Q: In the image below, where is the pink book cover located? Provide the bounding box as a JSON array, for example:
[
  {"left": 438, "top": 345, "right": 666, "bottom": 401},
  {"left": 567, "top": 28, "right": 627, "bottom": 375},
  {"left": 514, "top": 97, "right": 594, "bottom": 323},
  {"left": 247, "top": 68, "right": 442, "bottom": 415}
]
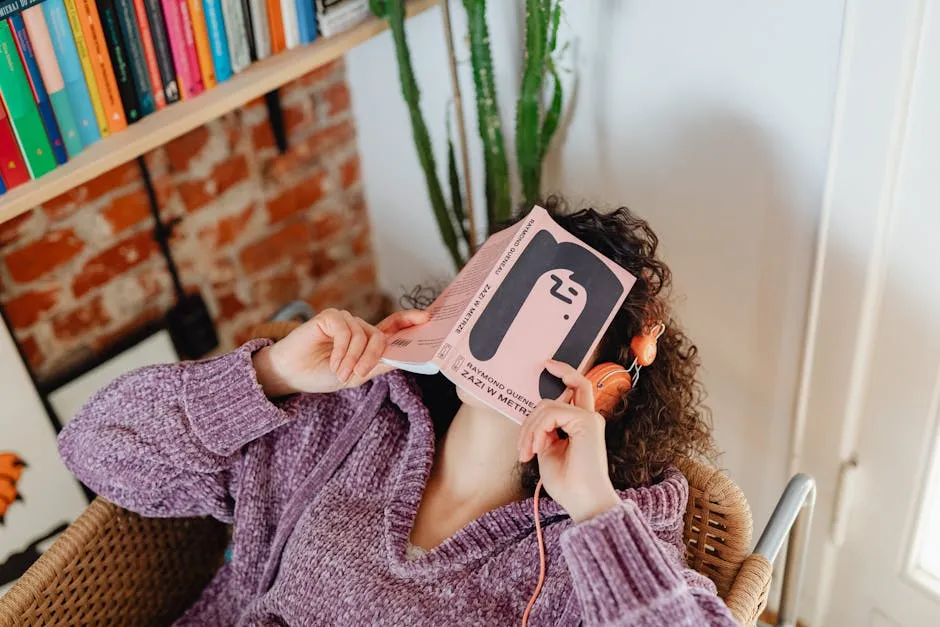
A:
[
  {"left": 382, "top": 206, "right": 636, "bottom": 424},
  {"left": 160, "top": 0, "right": 202, "bottom": 98},
  {"left": 176, "top": 0, "right": 204, "bottom": 97}
]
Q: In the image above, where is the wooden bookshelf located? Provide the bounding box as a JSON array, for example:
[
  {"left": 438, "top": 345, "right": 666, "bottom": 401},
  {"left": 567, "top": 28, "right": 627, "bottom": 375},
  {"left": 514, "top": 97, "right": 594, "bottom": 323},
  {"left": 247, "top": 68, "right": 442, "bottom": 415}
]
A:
[{"left": 0, "top": 0, "right": 438, "bottom": 226}]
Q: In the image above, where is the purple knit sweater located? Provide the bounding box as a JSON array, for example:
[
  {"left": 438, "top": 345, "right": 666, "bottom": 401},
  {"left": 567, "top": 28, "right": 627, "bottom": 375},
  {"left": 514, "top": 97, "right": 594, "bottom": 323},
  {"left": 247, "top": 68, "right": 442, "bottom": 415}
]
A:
[{"left": 58, "top": 340, "right": 737, "bottom": 626}]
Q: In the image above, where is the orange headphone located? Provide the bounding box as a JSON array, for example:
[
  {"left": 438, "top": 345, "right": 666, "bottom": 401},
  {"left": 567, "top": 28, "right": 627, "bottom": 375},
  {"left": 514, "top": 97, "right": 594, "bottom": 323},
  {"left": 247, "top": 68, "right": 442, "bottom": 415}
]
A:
[{"left": 521, "top": 322, "right": 666, "bottom": 626}]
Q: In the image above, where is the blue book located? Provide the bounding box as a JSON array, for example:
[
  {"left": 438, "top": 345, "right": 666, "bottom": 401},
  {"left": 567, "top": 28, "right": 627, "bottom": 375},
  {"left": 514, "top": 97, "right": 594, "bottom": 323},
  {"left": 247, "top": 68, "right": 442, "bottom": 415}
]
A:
[
  {"left": 203, "top": 0, "right": 232, "bottom": 83},
  {"left": 0, "top": 175, "right": 6, "bottom": 195},
  {"left": 9, "top": 14, "right": 68, "bottom": 165},
  {"left": 41, "top": 0, "right": 100, "bottom": 147},
  {"left": 295, "top": 0, "right": 315, "bottom": 44}
]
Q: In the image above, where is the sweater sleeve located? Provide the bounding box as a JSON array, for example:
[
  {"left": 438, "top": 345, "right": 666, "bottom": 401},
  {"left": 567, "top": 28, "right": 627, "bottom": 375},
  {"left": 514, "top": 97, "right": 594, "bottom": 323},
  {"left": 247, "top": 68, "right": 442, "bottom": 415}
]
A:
[
  {"left": 560, "top": 500, "right": 738, "bottom": 626},
  {"left": 57, "top": 339, "right": 302, "bottom": 522}
]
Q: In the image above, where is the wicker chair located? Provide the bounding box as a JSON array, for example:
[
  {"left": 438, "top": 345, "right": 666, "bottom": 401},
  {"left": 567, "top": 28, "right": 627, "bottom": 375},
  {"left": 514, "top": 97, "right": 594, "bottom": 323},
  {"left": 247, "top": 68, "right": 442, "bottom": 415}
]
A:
[{"left": 0, "top": 312, "right": 815, "bottom": 626}]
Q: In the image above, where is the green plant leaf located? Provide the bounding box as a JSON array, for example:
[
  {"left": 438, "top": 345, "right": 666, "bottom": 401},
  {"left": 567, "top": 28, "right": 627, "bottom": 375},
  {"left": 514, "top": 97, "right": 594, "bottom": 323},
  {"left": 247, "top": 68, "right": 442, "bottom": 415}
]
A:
[
  {"left": 539, "top": 61, "right": 562, "bottom": 162},
  {"left": 516, "top": 0, "right": 547, "bottom": 206},
  {"left": 446, "top": 107, "right": 469, "bottom": 247}
]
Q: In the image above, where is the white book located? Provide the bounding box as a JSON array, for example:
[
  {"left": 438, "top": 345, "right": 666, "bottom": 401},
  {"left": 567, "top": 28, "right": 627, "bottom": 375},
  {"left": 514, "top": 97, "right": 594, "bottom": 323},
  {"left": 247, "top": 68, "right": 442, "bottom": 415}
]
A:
[
  {"left": 220, "top": 0, "right": 252, "bottom": 72},
  {"left": 316, "top": 0, "right": 369, "bottom": 37},
  {"left": 280, "top": 0, "right": 300, "bottom": 48},
  {"left": 248, "top": 0, "right": 271, "bottom": 59}
]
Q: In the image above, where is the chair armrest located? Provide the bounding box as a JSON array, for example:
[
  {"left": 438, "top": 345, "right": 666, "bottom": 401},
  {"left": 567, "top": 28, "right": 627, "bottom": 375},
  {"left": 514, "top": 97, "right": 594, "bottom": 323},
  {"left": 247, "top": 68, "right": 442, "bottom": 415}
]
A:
[{"left": 753, "top": 473, "right": 816, "bottom": 627}]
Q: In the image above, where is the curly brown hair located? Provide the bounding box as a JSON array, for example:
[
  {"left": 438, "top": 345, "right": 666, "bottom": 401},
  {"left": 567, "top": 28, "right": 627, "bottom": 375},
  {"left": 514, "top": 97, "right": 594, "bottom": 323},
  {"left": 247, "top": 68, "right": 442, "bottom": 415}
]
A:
[{"left": 407, "top": 197, "right": 717, "bottom": 491}]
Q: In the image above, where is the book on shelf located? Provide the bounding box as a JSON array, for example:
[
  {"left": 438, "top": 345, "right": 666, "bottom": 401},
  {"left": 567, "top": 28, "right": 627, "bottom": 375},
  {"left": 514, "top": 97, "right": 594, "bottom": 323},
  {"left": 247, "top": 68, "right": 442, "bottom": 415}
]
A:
[
  {"left": 21, "top": 6, "right": 85, "bottom": 157},
  {"left": 9, "top": 14, "right": 69, "bottom": 164},
  {"left": 0, "top": 20, "right": 56, "bottom": 178},
  {"left": 114, "top": 0, "right": 157, "bottom": 116},
  {"left": 131, "top": 0, "right": 167, "bottom": 109},
  {"left": 238, "top": 0, "right": 255, "bottom": 61},
  {"left": 202, "top": 0, "right": 231, "bottom": 82},
  {"left": 245, "top": 0, "right": 267, "bottom": 59},
  {"left": 160, "top": 0, "right": 202, "bottom": 98},
  {"left": 264, "top": 0, "right": 284, "bottom": 54},
  {"left": 73, "top": 0, "right": 127, "bottom": 132},
  {"left": 295, "top": 0, "right": 314, "bottom": 44},
  {"left": 315, "top": 0, "right": 369, "bottom": 38},
  {"left": 278, "top": 0, "right": 297, "bottom": 49},
  {"left": 0, "top": 95, "right": 31, "bottom": 188},
  {"left": 141, "top": 0, "right": 179, "bottom": 103},
  {"left": 41, "top": 0, "right": 101, "bottom": 145},
  {"left": 187, "top": 0, "right": 217, "bottom": 88},
  {"left": 219, "top": 0, "right": 250, "bottom": 72},
  {"left": 0, "top": 175, "right": 5, "bottom": 194}
]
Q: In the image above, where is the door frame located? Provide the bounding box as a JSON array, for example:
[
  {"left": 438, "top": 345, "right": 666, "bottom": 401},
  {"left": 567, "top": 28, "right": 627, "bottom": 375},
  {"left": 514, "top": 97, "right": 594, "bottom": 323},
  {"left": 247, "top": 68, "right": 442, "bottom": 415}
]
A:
[{"left": 790, "top": 0, "right": 933, "bottom": 623}]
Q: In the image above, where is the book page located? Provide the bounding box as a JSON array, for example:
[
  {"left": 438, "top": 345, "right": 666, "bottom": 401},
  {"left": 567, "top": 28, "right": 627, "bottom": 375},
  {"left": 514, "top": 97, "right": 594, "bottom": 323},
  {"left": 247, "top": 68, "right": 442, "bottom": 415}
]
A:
[
  {"left": 435, "top": 207, "right": 636, "bottom": 423},
  {"left": 382, "top": 223, "right": 521, "bottom": 366}
]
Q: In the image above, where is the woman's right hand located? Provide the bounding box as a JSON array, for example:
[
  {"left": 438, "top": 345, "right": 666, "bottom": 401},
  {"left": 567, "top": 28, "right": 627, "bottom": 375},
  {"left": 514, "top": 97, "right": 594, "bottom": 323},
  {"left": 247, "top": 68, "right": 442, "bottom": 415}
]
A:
[{"left": 251, "top": 308, "right": 429, "bottom": 397}]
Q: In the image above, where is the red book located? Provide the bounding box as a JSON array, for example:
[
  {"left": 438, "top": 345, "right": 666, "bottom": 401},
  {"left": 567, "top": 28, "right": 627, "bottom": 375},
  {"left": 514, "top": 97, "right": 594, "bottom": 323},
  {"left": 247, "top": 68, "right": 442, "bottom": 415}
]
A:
[{"left": 0, "top": 95, "right": 30, "bottom": 189}]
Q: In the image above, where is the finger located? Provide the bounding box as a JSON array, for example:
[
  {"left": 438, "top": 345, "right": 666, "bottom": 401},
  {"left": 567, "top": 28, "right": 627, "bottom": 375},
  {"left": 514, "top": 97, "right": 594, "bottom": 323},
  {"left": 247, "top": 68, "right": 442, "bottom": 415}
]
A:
[
  {"left": 337, "top": 313, "right": 368, "bottom": 382},
  {"left": 530, "top": 406, "right": 595, "bottom": 456},
  {"left": 518, "top": 403, "right": 545, "bottom": 462},
  {"left": 317, "top": 310, "right": 350, "bottom": 372},
  {"left": 376, "top": 309, "right": 430, "bottom": 334},
  {"left": 546, "top": 360, "right": 596, "bottom": 412},
  {"left": 354, "top": 323, "right": 387, "bottom": 379}
]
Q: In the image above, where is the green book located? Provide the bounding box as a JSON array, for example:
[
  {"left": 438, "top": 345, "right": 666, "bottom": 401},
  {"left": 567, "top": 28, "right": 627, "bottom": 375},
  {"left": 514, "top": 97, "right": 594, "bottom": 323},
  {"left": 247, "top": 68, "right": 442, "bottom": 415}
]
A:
[{"left": 0, "top": 20, "right": 56, "bottom": 179}]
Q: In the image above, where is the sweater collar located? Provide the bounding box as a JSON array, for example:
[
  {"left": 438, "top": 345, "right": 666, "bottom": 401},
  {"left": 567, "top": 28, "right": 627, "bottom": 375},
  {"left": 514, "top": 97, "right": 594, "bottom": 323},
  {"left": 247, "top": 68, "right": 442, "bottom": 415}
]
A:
[{"left": 379, "top": 371, "right": 689, "bottom": 577}]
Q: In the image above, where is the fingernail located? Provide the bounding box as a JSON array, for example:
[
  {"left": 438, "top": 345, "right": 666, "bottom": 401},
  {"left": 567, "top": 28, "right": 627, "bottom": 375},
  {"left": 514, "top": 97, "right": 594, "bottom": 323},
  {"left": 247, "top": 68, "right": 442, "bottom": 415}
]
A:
[{"left": 339, "top": 367, "right": 351, "bottom": 382}]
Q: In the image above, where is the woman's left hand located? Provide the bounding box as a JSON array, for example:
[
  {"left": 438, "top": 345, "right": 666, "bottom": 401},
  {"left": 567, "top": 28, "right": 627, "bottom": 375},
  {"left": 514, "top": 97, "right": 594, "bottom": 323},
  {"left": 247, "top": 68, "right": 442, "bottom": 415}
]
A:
[{"left": 517, "top": 360, "right": 622, "bottom": 523}]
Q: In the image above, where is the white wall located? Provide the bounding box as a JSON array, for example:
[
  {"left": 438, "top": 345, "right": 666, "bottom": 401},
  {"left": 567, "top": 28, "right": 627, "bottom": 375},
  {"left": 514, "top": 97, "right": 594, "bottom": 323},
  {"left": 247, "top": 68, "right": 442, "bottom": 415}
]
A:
[{"left": 347, "top": 1, "right": 846, "bottom": 532}]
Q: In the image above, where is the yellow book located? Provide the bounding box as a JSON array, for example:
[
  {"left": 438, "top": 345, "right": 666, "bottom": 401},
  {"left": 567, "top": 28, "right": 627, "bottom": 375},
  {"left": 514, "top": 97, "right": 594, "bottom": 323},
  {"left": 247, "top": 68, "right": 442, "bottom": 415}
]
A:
[
  {"left": 62, "top": 0, "right": 109, "bottom": 136},
  {"left": 187, "top": 0, "right": 217, "bottom": 90}
]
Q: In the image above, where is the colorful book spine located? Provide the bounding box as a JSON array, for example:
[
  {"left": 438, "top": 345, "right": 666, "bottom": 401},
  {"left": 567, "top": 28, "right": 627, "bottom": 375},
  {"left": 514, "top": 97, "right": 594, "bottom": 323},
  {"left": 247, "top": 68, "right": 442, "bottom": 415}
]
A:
[
  {"left": 219, "top": 0, "right": 249, "bottom": 72},
  {"left": 0, "top": 21, "right": 55, "bottom": 178},
  {"left": 0, "top": 0, "right": 45, "bottom": 18},
  {"left": 186, "top": 0, "right": 215, "bottom": 88},
  {"left": 0, "top": 96, "right": 30, "bottom": 188},
  {"left": 295, "top": 0, "right": 314, "bottom": 44},
  {"left": 264, "top": 0, "right": 283, "bottom": 54},
  {"left": 41, "top": 0, "right": 100, "bottom": 146},
  {"left": 278, "top": 0, "right": 297, "bottom": 49},
  {"left": 0, "top": 175, "right": 6, "bottom": 193},
  {"left": 21, "top": 7, "right": 84, "bottom": 158},
  {"left": 142, "top": 0, "right": 179, "bottom": 103},
  {"left": 160, "top": 0, "right": 201, "bottom": 98},
  {"left": 131, "top": 0, "right": 165, "bottom": 109},
  {"left": 202, "top": 0, "right": 230, "bottom": 82},
  {"left": 238, "top": 0, "right": 254, "bottom": 60},
  {"left": 10, "top": 14, "right": 68, "bottom": 165},
  {"left": 176, "top": 0, "right": 205, "bottom": 95},
  {"left": 246, "top": 0, "right": 268, "bottom": 59},
  {"left": 73, "top": 0, "right": 126, "bottom": 132},
  {"left": 110, "top": 0, "right": 154, "bottom": 117}
]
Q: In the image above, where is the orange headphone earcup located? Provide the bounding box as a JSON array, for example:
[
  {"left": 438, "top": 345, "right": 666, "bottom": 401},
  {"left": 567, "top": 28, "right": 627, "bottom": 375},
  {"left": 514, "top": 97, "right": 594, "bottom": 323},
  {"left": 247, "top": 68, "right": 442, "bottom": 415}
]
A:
[{"left": 585, "top": 362, "right": 633, "bottom": 415}]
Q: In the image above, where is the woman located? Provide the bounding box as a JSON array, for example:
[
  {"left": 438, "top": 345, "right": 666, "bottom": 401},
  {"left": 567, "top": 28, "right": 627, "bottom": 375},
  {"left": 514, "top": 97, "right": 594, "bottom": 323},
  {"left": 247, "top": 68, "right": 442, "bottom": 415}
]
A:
[{"left": 58, "top": 201, "right": 737, "bottom": 626}]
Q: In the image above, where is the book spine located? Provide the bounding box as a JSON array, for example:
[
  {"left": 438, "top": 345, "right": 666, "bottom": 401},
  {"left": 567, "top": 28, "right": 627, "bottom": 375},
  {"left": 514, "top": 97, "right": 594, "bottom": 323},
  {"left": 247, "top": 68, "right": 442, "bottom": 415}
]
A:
[
  {"left": 142, "top": 0, "right": 179, "bottom": 103},
  {"left": 0, "top": 21, "right": 56, "bottom": 177},
  {"left": 10, "top": 14, "right": 68, "bottom": 165},
  {"left": 294, "top": 0, "right": 314, "bottom": 44},
  {"left": 130, "top": 0, "right": 165, "bottom": 109},
  {"left": 0, "top": 174, "right": 5, "bottom": 193},
  {"left": 264, "top": 0, "right": 283, "bottom": 54},
  {"left": 96, "top": 0, "right": 142, "bottom": 123},
  {"left": 175, "top": 0, "right": 204, "bottom": 96},
  {"left": 0, "top": 96, "right": 31, "bottom": 187},
  {"left": 21, "top": 6, "right": 84, "bottom": 157},
  {"left": 246, "top": 0, "right": 268, "bottom": 59},
  {"left": 238, "top": 0, "right": 254, "bottom": 61},
  {"left": 41, "top": 0, "right": 101, "bottom": 146},
  {"left": 113, "top": 0, "right": 155, "bottom": 115},
  {"left": 219, "top": 0, "right": 249, "bottom": 71},
  {"left": 278, "top": 0, "right": 296, "bottom": 48},
  {"left": 201, "top": 0, "right": 229, "bottom": 82},
  {"left": 0, "top": 0, "right": 45, "bottom": 20},
  {"left": 73, "top": 0, "right": 126, "bottom": 132},
  {"left": 186, "top": 0, "right": 215, "bottom": 88},
  {"left": 158, "top": 0, "right": 190, "bottom": 97}
]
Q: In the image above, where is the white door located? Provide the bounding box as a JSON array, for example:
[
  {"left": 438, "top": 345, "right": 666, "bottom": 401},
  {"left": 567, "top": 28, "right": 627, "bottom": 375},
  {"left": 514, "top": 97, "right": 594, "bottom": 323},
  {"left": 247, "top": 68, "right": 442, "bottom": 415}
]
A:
[{"left": 795, "top": 1, "right": 940, "bottom": 625}]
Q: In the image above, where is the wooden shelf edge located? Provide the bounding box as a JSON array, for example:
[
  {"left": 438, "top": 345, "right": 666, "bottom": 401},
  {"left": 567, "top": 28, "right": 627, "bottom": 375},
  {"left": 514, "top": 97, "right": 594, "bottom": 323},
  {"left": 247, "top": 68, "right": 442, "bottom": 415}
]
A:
[{"left": 0, "top": 0, "right": 438, "bottom": 225}]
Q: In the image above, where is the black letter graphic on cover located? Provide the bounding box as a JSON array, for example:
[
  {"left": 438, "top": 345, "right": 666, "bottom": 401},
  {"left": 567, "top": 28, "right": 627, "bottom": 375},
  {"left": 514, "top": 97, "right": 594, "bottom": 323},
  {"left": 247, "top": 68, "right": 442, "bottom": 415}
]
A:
[{"left": 468, "top": 229, "right": 624, "bottom": 399}]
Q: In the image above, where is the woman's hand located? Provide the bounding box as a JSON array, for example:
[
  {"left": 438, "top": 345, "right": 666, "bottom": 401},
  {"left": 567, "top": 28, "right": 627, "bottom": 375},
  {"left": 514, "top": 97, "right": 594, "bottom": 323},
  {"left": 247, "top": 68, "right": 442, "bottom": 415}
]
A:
[
  {"left": 518, "top": 360, "right": 622, "bottom": 523},
  {"left": 251, "top": 308, "right": 429, "bottom": 397}
]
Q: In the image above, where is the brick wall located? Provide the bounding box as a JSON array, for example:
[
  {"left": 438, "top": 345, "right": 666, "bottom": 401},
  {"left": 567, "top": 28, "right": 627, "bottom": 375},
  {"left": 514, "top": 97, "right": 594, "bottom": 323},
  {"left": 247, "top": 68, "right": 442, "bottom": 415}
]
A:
[{"left": 0, "top": 60, "right": 384, "bottom": 383}]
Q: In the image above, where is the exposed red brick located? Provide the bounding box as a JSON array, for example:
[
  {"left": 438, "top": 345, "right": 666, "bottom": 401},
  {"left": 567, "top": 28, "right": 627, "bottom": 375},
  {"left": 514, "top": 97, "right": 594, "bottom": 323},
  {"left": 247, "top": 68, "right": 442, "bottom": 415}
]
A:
[
  {"left": 216, "top": 291, "right": 248, "bottom": 320},
  {"left": 306, "top": 281, "right": 347, "bottom": 312},
  {"left": 239, "top": 221, "right": 310, "bottom": 274},
  {"left": 19, "top": 334, "right": 43, "bottom": 369},
  {"left": 301, "top": 59, "right": 341, "bottom": 87},
  {"left": 52, "top": 295, "right": 111, "bottom": 342},
  {"left": 309, "top": 249, "right": 338, "bottom": 278},
  {"left": 251, "top": 122, "right": 276, "bottom": 150},
  {"left": 305, "top": 120, "right": 355, "bottom": 154},
  {"left": 252, "top": 271, "right": 300, "bottom": 306},
  {"left": 351, "top": 262, "right": 377, "bottom": 286},
  {"left": 100, "top": 189, "right": 152, "bottom": 234},
  {"left": 352, "top": 229, "right": 371, "bottom": 255},
  {"left": 72, "top": 231, "right": 158, "bottom": 297},
  {"left": 165, "top": 126, "right": 210, "bottom": 172},
  {"left": 311, "top": 211, "right": 343, "bottom": 239},
  {"left": 91, "top": 307, "right": 163, "bottom": 352},
  {"left": 136, "top": 266, "right": 169, "bottom": 301},
  {"left": 5, "top": 228, "right": 84, "bottom": 283},
  {"left": 265, "top": 174, "right": 325, "bottom": 223},
  {"left": 43, "top": 162, "right": 141, "bottom": 220},
  {"left": 322, "top": 83, "right": 350, "bottom": 117},
  {"left": 198, "top": 205, "right": 255, "bottom": 249},
  {"left": 179, "top": 154, "right": 250, "bottom": 213},
  {"left": 340, "top": 155, "right": 359, "bottom": 189},
  {"left": 4, "top": 287, "right": 60, "bottom": 329},
  {"left": 0, "top": 211, "right": 38, "bottom": 248},
  {"left": 284, "top": 105, "right": 308, "bottom": 135}
]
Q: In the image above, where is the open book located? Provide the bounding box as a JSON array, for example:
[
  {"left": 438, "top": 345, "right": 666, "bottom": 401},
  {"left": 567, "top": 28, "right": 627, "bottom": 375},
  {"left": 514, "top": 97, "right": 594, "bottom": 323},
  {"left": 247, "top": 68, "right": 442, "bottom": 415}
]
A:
[{"left": 382, "top": 206, "right": 636, "bottom": 423}]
